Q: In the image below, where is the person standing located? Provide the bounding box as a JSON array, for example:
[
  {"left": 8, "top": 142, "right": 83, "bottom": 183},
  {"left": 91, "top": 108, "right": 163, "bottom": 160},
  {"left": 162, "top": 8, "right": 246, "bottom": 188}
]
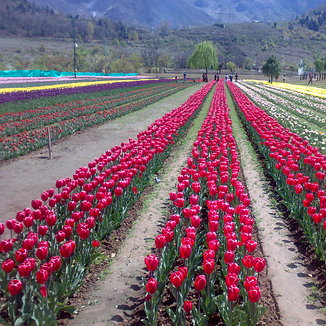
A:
[{"left": 308, "top": 73, "right": 313, "bottom": 84}]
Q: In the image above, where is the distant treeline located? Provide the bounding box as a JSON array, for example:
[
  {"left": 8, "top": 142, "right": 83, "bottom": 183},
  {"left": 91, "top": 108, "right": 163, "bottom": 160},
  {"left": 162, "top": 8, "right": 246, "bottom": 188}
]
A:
[{"left": 297, "top": 9, "right": 326, "bottom": 31}]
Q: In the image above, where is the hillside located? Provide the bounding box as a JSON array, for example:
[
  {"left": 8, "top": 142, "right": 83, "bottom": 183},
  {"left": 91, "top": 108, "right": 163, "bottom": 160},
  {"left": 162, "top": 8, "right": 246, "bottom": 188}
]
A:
[
  {"left": 0, "top": 0, "right": 325, "bottom": 73},
  {"left": 28, "top": 0, "right": 326, "bottom": 27}
]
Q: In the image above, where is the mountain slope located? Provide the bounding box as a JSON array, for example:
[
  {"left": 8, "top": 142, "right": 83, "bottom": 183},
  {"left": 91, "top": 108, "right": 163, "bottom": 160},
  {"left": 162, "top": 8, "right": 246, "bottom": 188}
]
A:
[
  {"left": 28, "top": 0, "right": 326, "bottom": 26},
  {"left": 188, "top": 0, "right": 326, "bottom": 23},
  {"left": 28, "top": 0, "right": 214, "bottom": 27}
]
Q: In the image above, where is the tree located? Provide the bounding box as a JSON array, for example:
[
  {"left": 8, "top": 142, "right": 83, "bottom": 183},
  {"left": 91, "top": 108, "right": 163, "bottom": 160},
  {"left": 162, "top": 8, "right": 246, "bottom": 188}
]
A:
[
  {"left": 110, "top": 57, "right": 134, "bottom": 73},
  {"left": 314, "top": 59, "right": 324, "bottom": 73},
  {"left": 86, "top": 21, "right": 94, "bottom": 41},
  {"left": 262, "top": 55, "right": 281, "bottom": 83},
  {"left": 226, "top": 61, "right": 236, "bottom": 73},
  {"left": 187, "top": 41, "right": 218, "bottom": 75},
  {"left": 158, "top": 55, "right": 170, "bottom": 72},
  {"left": 129, "top": 54, "right": 143, "bottom": 73}
]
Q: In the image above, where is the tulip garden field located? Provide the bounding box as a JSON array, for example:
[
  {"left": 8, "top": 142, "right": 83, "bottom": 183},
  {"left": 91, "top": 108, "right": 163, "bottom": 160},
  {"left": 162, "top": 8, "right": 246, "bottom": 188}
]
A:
[{"left": 0, "top": 78, "right": 325, "bottom": 326}]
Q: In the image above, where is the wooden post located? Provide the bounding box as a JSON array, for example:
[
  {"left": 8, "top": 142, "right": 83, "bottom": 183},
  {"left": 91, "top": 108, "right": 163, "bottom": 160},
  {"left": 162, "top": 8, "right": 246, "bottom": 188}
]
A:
[{"left": 47, "top": 127, "right": 52, "bottom": 160}]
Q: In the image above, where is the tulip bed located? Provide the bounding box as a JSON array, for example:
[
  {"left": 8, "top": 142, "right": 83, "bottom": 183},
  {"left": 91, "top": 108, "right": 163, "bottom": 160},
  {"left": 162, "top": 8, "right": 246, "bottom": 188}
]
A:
[
  {"left": 0, "top": 83, "right": 185, "bottom": 125},
  {"left": 0, "top": 79, "right": 165, "bottom": 104},
  {"left": 143, "top": 81, "right": 266, "bottom": 326},
  {"left": 244, "top": 81, "right": 326, "bottom": 116},
  {"left": 0, "top": 82, "right": 214, "bottom": 325},
  {"left": 244, "top": 80, "right": 326, "bottom": 99},
  {"left": 235, "top": 82, "right": 326, "bottom": 153},
  {"left": 240, "top": 82, "right": 326, "bottom": 129},
  {"left": 227, "top": 82, "right": 326, "bottom": 262},
  {"left": 0, "top": 82, "right": 192, "bottom": 160}
]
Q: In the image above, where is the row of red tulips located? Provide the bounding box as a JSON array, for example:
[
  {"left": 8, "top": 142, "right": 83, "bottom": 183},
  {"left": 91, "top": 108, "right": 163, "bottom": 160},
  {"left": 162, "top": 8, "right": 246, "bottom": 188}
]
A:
[
  {"left": 144, "top": 81, "right": 266, "bottom": 326},
  {"left": 0, "top": 83, "right": 191, "bottom": 160},
  {"left": 227, "top": 82, "right": 326, "bottom": 261},
  {"left": 0, "top": 82, "right": 214, "bottom": 325}
]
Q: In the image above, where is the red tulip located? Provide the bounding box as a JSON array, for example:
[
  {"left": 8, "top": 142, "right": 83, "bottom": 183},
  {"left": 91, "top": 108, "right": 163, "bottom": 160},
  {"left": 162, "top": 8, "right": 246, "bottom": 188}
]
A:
[
  {"left": 180, "top": 244, "right": 192, "bottom": 259},
  {"left": 23, "top": 216, "right": 34, "bottom": 228},
  {"left": 169, "top": 192, "right": 177, "bottom": 201},
  {"left": 203, "top": 249, "right": 215, "bottom": 260},
  {"left": 145, "top": 278, "right": 158, "bottom": 294},
  {"left": 55, "top": 231, "right": 66, "bottom": 243},
  {"left": 59, "top": 240, "right": 76, "bottom": 258},
  {"left": 170, "top": 271, "right": 184, "bottom": 288},
  {"left": 40, "top": 285, "right": 47, "bottom": 297},
  {"left": 189, "top": 195, "right": 199, "bottom": 205},
  {"left": 91, "top": 240, "right": 101, "bottom": 248},
  {"left": 15, "top": 248, "right": 28, "bottom": 263},
  {"left": 224, "top": 251, "right": 235, "bottom": 264},
  {"left": 174, "top": 198, "right": 185, "bottom": 208},
  {"left": 227, "top": 238, "right": 238, "bottom": 251},
  {"left": 191, "top": 182, "right": 201, "bottom": 193},
  {"left": 294, "top": 184, "right": 303, "bottom": 194},
  {"left": 227, "top": 285, "right": 240, "bottom": 302},
  {"left": 78, "top": 227, "right": 90, "bottom": 240},
  {"left": 6, "top": 219, "right": 15, "bottom": 230},
  {"left": 194, "top": 274, "right": 206, "bottom": 291},
  {"left": 190, "top": 215, "right": 201, "bottom": 228},
  {"left": 253, "top": 257, "right": 266, "bottom": 272},
  {"left": 80, "top": 200, "right": 93, "bottom": 211},
  {"left": 206, "top": 232, "right": 217, "bottom": 243},
  {"left": 178, "top": 266, "right": 188, "bottom": 280},
  {"left": 247, "top": 286, "right": 261, "bottom": 303},
  {"left": 208, "top": 239, "right": 220, "bottom": 251},
  {"left": 245, "top": 240, "right": 257, "bottom": 253},
  {"left": 203, "top": 258, "right": 215, "bottom": 274},
  {"left": 2, "top": 259, "right": 15, "bottom": 273},
  {"left": 38, "top": 225, "right": 48, "bottom": 236},
  {"left": 36, "top": 246, "right": 48, "bottom": 260},
  {"left": 225, "top": 273, "right": 239, "bottom": 288},
  {"left": 170, "top": 214, "right": 180, "bottom": 224},
  {"left": 208, "top": 220, "right": 219, "bottom": 232},
  {"left": 49, "top": 256, "right": 62, "bottom": 271},
  {"left": 8, "top": 279, "right": 23, "bottom": 296},
  {"left": 0, "top": 223, "right": 4, "bottom": 235},
  {"left": 183, "top": 300, "right": 193, "bottom": 313},
  {"left": 36, "top": 269, "right": 49, "bottom": 284},
  {"left": 12, "top": 222, "right": 23, "bottom": 234},
  {"left": 242, "top": 255, "right": 254, "bottom": 268},
  {"left": 144, "top": 255, "right": 159, "bottom": 272},
  {"left": 244, "top": 276, "right": 258, "bottom": 290},
  {"left": 67, "top": 201, "right": 77, "bottom": 211},
  {"left": 228, "top": 262, "right": 240, "bottom": 274},
  {"left": 155, "top": 235, "right": 166, "bottom": 249},
  {"left": 18, "top": 263, "right": 32, "bottom": 277}
]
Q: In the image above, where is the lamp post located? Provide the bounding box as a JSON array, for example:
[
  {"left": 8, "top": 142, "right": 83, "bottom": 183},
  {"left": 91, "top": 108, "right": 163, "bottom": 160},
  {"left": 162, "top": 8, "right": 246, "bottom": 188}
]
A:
[{"left": 69, "top": 15, "right": 79, "bottom": 78}]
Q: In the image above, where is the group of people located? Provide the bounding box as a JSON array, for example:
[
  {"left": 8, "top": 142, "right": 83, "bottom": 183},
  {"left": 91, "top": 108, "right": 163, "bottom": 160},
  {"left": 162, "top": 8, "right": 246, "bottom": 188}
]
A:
[
  {"left": 175, "top": 72, "right": 239, "bottom": 83},
  {"left": 224, "top": 73, "right": 238, "bottom": 82}
]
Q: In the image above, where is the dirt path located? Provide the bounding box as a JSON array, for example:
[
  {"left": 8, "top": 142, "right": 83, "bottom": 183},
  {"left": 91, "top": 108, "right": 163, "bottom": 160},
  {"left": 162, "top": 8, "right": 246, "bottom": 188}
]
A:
[
  {"left": 0, "top": 84, "right": 202, "bottom": 225},
  {"left": 227, "top": 90, "right": 326, "bottom": 326},
  {"left": 66, "top": 87, "right": 214, "bottom": 326}
]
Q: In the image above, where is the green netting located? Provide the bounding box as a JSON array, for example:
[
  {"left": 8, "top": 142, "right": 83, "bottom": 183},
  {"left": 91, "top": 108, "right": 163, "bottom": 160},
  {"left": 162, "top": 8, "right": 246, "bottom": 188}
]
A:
[{"left": 0, "top": 70, "right": 138, "bottom": 78}]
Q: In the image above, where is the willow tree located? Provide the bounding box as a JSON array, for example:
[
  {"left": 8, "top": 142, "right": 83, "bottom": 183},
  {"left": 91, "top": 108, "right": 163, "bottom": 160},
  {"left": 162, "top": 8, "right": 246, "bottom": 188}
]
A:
[{"left": 187, "top": 41, "right": 218, "bottom": 75}]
